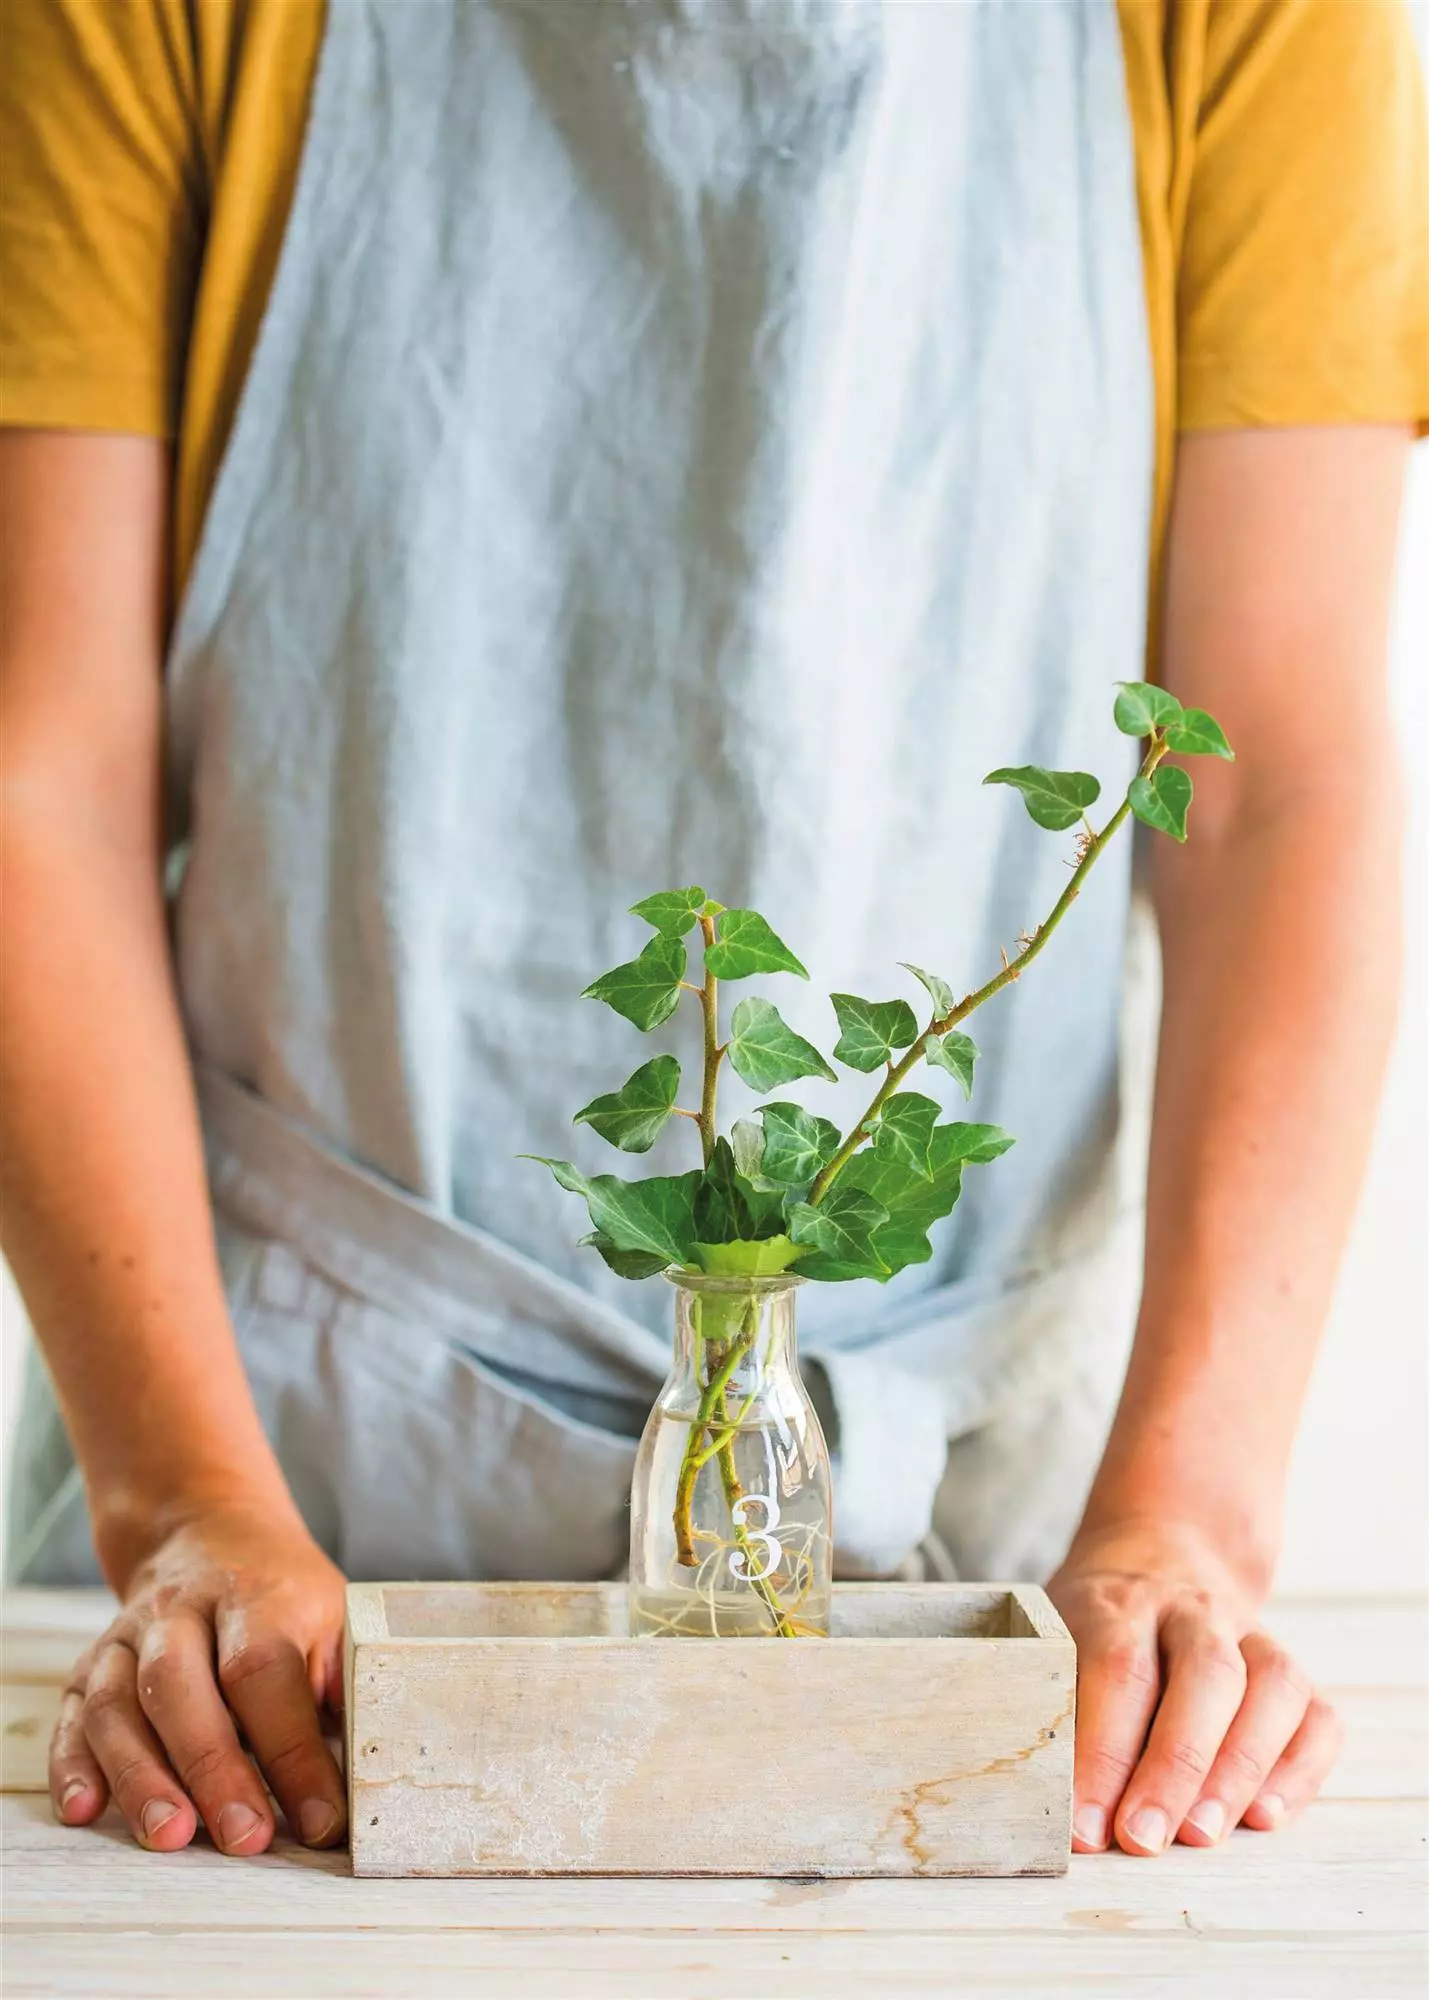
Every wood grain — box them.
[9,1589,1425,1684]
[4,1590,1426,1998]
[346,1583,1075,1877]
[3,1925,1423,2000]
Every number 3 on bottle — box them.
[728,1490,782,1582]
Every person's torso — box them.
[167,0,1153,1357]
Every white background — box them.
[2,18,1426,1593]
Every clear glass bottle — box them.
[628,1271,833,1638]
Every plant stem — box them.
[714,1413,798,1638]
[672,1324,752,1565]
[807,736,1169,1205]
[697,912,722,1167]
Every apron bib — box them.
[9,0,1153,1584]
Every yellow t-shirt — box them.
[3,0,1427,616]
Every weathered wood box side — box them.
[345,1581,1075,1879]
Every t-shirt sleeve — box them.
[1177,0,1429,435]
[0,0,204,437]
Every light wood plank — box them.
[4,1591,1425,1998]
[1270,1597,1429,1690]
[9,1674,1418,1803]
[344,1584,389,1644]
[3,1927,1425,2000]
[4,1796,1424,1935]
[0,1685,52,1794]
[374,1580,1027,1640]
[348,1601,1075,1877]
[6,1591,1427,1685]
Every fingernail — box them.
[1123,1806,1169,1855]
[216,1802,265,1851]
[59,1779,91,1820]
[297,1798,340,1845]
[1184,1798,1226,1844]
[1254,1792,1285,1827]
[1072,1804,1108,1850]
[140,1799,180,1842]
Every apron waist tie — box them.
[196,1062,669,1402]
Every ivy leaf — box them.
[825,1145,964,1280]
[693,1137,786,1243]
[692,1137,744,1244]
[628,887,707,937]
[983,766,1102,832]
[1130,765,1194,842]
[938,1121,1016,1166]
[805,1120,1016,1280]
[703,909,809,980]
[1165,708,1235,761]
[901,962,955,1018]
[756,1101,842,1186]
[869,1092,941,1180]
[923,1030,978,1101]
[527,1158,700,1264]
[582,933,686,1030]
[788,1186,890,1278]
[730,1117,766,1182]
[690,1235,809,1277]
[726,996,836,1093]
[573,1055,681,1153]
[579,1232,670,1281]
[830,993,920,1072]
[1113,682,1183,737]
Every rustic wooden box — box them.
[345,1580,1075,1879]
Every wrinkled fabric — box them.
[9,0,1154,1583]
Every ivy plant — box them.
[528,683,1233,1286]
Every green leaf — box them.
[1130,765,1194,842]
[690,1235,809,1277]
[579,1232,671,1281]
[582,933,686,1031]
[816,1146,962,1280]
[573,1055,681,1153]
[869,1092,940,1180]
[703,909,808,980]
[628,887,707,937]
[693,1137,787,1244]
[923,1030,978,1101]
[1113,681,1183,737]
[901,962,955,1018]
[983,766,1102,832]
[691,1137,743,1244]
[788,1186,890,1278]
[1165,707,1235,761]
[830,993,920,1072]
[756,1101,842,1186]
[527,1158,700,1264]
[730,1117,766,1182]
[726,996,836,1093]
[799,1119,1015,1281]
[938,1121,1016,1166]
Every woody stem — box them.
[806,738,1169,1205]
[697,913,722,1168]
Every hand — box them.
[1048,1520,1343,1856]
[50,1505,348,1856]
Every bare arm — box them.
[2,432,282,1568]
[1051,426,1410,1854]
[1,431,345,1853]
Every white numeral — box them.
[729,1490,782,1582]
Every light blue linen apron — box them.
[9,0,1153,1584]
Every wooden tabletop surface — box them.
[2,1588,1425,1998]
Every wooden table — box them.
[2,1591,1425,1998]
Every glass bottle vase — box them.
[628,1271,833,1638]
